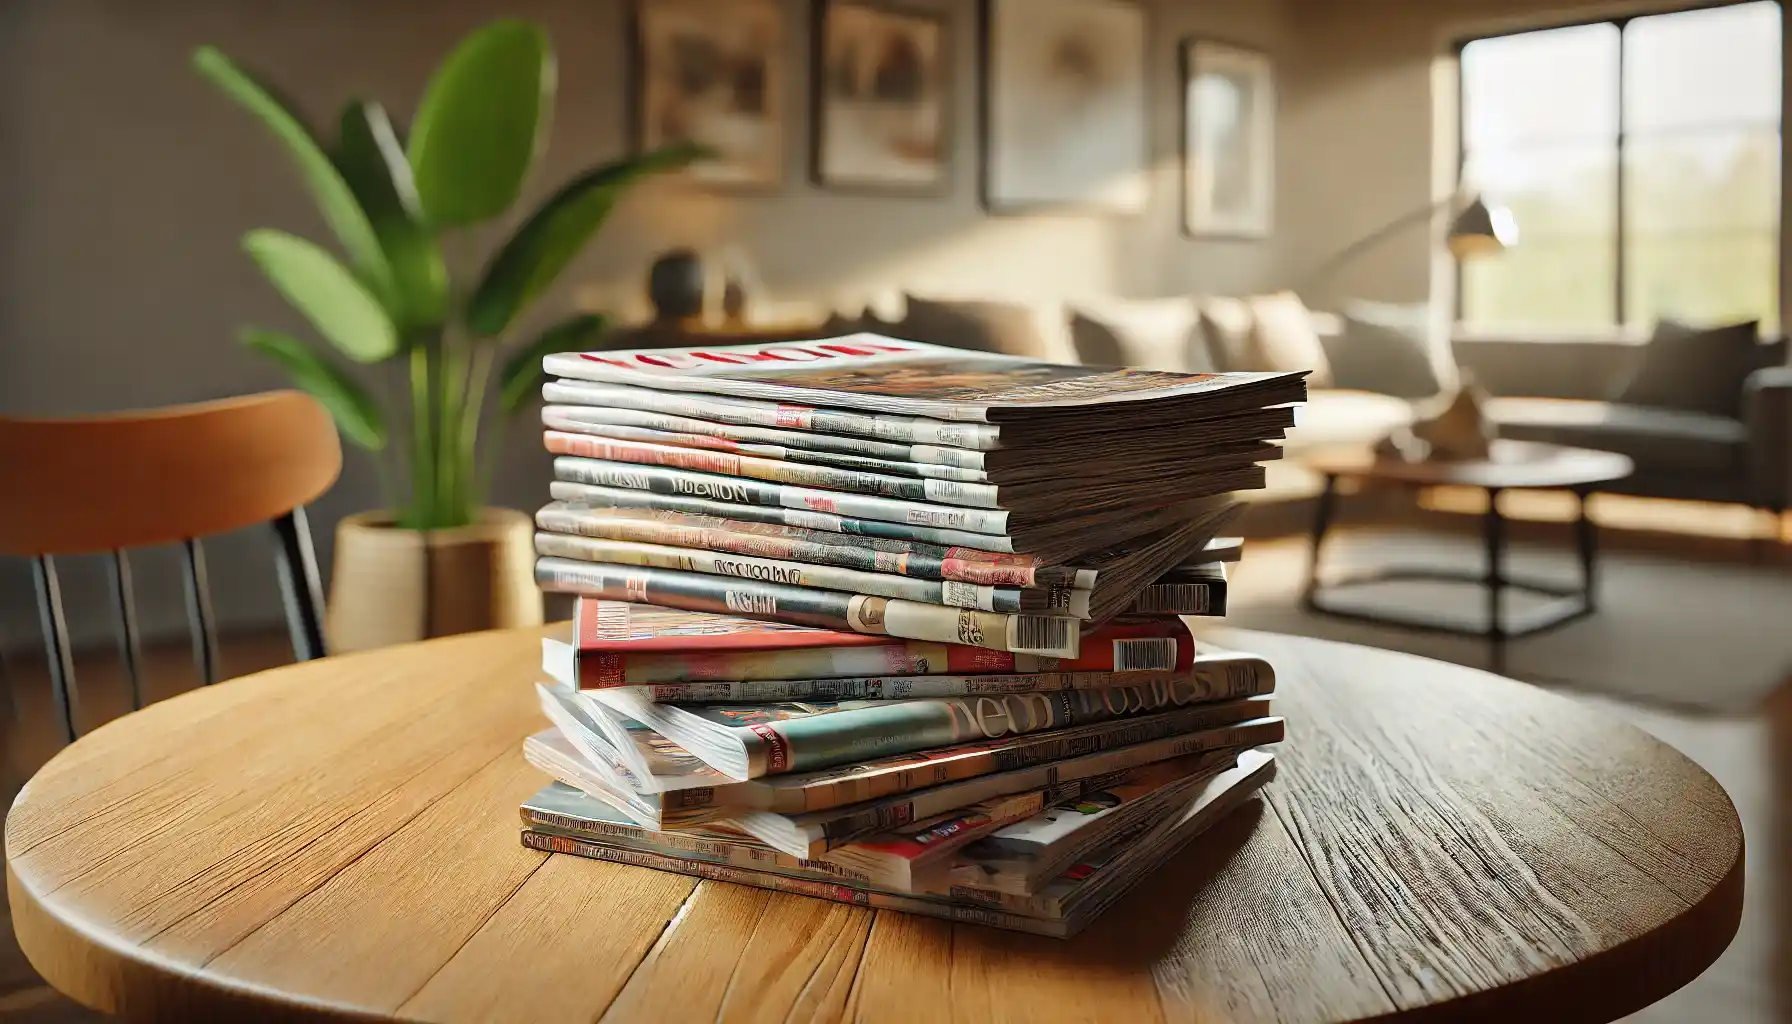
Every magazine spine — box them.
[539,367,1005,449]
[538,498,1079,586]
[552,456,1011,535]
[633,669,1185,702]
[519,830,1067,935]
[540,401,992,472]
[544,431,1004,509]
[533,533,1031,614]
[522,815,879,886]
[537,558,1082,657]
[547,480,1018,553]
[771,717,1283,854]
[781,706,1279,814]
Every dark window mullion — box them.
[1615,18,1628,327]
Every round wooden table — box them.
[6,626,1741,1023]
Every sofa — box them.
[840,291,1792,518]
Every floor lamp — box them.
[1298,194,1518,295]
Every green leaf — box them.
[244,230,399,363]
[241,328,388,451]
[407,20,553,228]
[499,313,608,413]
[192,46,395,306]
[336,99,449,331]
[466,142,708,336]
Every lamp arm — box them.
[1294,195,1457,294]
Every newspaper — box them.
[536,558,1083,657]
[542,335,1304,424]
[540,404,990,481]
[533,533,1089,617]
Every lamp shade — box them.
[1446,196,1517,260]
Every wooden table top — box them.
[1304,439,1636,491]
[5,625,1741,1023]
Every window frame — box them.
[1452,0,1784,327]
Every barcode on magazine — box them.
[1113,638,1176,672]
[1133,583,1211,614]
[1013,616,1072,654]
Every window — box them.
[1459,1,1781,331]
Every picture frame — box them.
[1180,38,1275,239]
[631,0,785,189]
[811,1,952,194]
[978,0,1148,214]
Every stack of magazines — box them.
[516,335,1303,937]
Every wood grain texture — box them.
[4,625,1743,1023]
[0,390,341,555]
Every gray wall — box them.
[0,0,1296,646]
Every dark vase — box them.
[647,249,706,321]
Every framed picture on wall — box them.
[1181,39,1275,238]
[979,0,1148,213]
[633,0,784,187]
[812,2,950,193]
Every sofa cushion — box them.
[1614,318,1761,417]
[1324,301,1455,400]
[1487,397,1746,476]
[1198,296,1257,372]
[882,293,1051,358]
[1247,292,1333,385]
[1283,388,1416,452]
[1067,297,1214,372]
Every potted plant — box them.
[194,21,703,652]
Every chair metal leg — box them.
[109,550,145,711]
[271,508,328,661]
[32,555,79,744]
[182,539,219,686]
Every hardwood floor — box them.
[1,560,1787,1022]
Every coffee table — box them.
[6,625,1738,1022]
[1303,440,1635,672]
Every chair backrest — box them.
[0,390,342,743]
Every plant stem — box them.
[437,331,470,526]
[459,343,496,508]
[407,342,435,528]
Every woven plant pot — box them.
[326,508,542,653]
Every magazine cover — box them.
[1127,563,1228,616]
[590,672,1254,778]
[542,336,1304,423]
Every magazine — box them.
[544,431,1002,508]
[727,721,1279,857]
[945,754,1229,895]
[1126,563,1228,617]
[541,335,1307,425]
[604,649,1275,704]
[589,671,1261,778]
[540,376,1002,454]
[517,750,1277,937]
[538,684,1277,816]
[533,532,1091,617]
[540,403,991,479]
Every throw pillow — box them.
[1198,296,1258,372]
[1067,297,1215,372]
[1616,318,1762,418]
[887,293,1050,357]
[1322,301,1456,400]
[1246,291,1333,385]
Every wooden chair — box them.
[0,390,341,743]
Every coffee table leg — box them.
[1303,473,1339,609]
[1576,488,1598,613]
[1484,487,1507,674]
